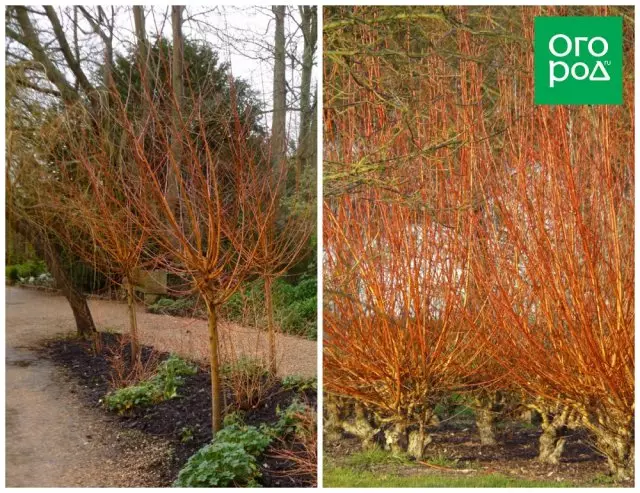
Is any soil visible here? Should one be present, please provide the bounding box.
[325,412,633,487]
[42,332,317,487]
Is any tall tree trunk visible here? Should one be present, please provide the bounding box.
[133,6,151,109]
[261,6,287,375]
[168,5,184,215]
[204,296,223,435]
[271,6,287,185]
[297,6,317,175]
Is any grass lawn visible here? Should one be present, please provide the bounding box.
[323,450,575,488]
[324,465,574,488]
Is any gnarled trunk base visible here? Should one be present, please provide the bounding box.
[407,426,432,459]
[474,390,504,446]
[538,423,566,464]
[596,432,634,481]
[476,407,498,446]
[341,402,379,450]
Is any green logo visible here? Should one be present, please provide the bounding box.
[534,16,623,105]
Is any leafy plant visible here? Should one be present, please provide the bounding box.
[216,424,272,456]
[272,398,311,437]
[17,259,47,279]
[104,354,196,413]
[173,424,272,487]
[103,380,162,413]
[180,426,196,443]
[282,375,317,393]
[223,410,246,427]
[173,441,260,487]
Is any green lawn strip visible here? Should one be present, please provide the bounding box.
[324,465,574,488]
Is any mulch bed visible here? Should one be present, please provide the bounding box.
[41,333,316,487]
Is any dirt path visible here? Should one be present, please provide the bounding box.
[5,287,170,487]
[5,286,317,487]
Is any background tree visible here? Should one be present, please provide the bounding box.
[5,5,110,338]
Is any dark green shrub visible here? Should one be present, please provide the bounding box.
[280,297,317,338]
[67,261,110,293]
[9,260,48,280]
[6,265,19,283]
[285,277,316,301]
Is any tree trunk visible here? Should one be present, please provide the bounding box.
[594,429,634,480]
[264,276,277,374]
[44,241,97,340]
[168,5,184,215]
[10,219,97,341]
[125,279,139,365]
[407,424,432,459]
[476,406,498,446]
[133,5,152,115]
[538,421,566,464]
[384,421,408,455]
[537,408,570,464]
[204,297,223,435]
[296,6,317,175]
[474,390,503,445]
[324,394,344,442]
[271,5,287,192]
[340,402,377,450]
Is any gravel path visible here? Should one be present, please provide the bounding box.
[5,286,317,486]
[5,287,170,487]
[7,286,317,377]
